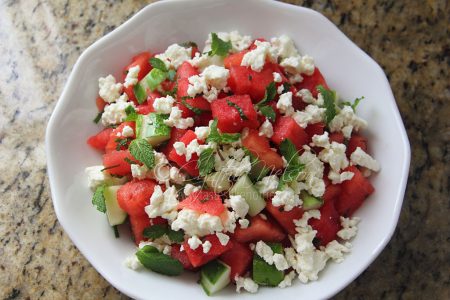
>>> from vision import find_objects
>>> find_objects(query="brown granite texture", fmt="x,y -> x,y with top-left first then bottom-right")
0,0 -> 448,299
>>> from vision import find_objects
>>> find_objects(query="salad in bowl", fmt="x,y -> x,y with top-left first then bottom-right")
85,31 -> 380,296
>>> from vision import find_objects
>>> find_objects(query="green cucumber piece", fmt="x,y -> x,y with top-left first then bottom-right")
103,185 -> 127,226
136,113 -> 171,146
200,260 -> 231,296
133,68 -> 168,104
204,171 -> 231,193
252,243 -> 284,286
301,191 -> 323,210
229,175 -> 265,216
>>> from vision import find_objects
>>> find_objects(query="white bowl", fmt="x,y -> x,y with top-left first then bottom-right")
46,0 -> 410,299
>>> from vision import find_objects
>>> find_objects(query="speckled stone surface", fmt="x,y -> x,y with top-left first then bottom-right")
0,0 -> 448,299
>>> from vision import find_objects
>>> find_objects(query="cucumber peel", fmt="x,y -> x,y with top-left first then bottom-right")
103,185 -> 127,226
200,260 -> 231,296
301,191 -> 323,210
230,175 -> 266,216
136,113 -> 171,147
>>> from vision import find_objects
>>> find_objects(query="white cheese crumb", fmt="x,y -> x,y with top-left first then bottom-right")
216,232 -> 230,246
270,35 -> 299,59
276,92 -> 294,116
145,185 -> 179,221
153,95 -> 175,114
337,216 -> 360,240
255,241 -> 274,265
235,276 -> 259,293
258,119 -> 274,138
169,167 -> 185,184
318,142 -> 349,172
121,125 -> 134,137
255,175 -> 279,196
324,240 -> 351,263
123,254 -> 143,270
155,44 -> 191,69
241,40 -> 276,72
164,106 -> 194,129
273,72 -> 282,82
350,147 -> 380,172
273,253 -> 289,271
292,104 -> 325,128
278,270 -> 296,288
187,235 -> 202,250
272,187 -> 302,211
227,195 -> 249,219
294,209 -> 321,229
238,218 -> 250,229
124,65 -> 140,88
202,240 -> 212,254
98,74 -> 122,103
328,170 -> 354,184
194,126 -> 210,141
171,209 -> 224,237
329,105 -> 368,134
183,183 -> 201,196
101,94 -> 134,126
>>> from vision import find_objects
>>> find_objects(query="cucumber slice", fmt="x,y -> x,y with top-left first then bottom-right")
200,260 -> 231,296
301,191 -> 323,210
136,113 -> 171,146
252,243 -> 284,286
204,172 -> 231,193
103,185 -> 127,226
133,68 -> 167,104
230,175 -> 265,216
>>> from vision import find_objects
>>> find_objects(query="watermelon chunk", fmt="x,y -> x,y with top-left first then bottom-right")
87,128 -> 113,151
265,201 -> 304,235
129,214 -> 151,245
178,190 -> 225,216
346,134 -> 368,157
271,116 -> 309,151
242,129 -> 284,171
184,234 -> 233,268
168,130 -> 200,177
171,244 -> 195,270
309,195 -> 340,247
117,179 -> 157,217
102,150 -> 136,176
233,215 -> 286,243
295,67 -> 329,98
219,241 -> 253,281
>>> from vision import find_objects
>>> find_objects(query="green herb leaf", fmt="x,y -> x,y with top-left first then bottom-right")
100,164 -> 120,172
124,157 -> 138,165
125,105 -> 138,121
167,69 -> 177,82
129,139 -> 155,169
92,185 -> 106,213
282,82 -> 291,94
256,82 -> 276,107
278,139 -> 304,189
208,33 -> 232,57
114,138 -> 129,151
181,99 -> 205,115
317,85 -> 337,125
113,225 -> 120,238
143,224 -> 167,239
342,96 -> 364,112
198,148 -> 215,176
226,99 -> 248,120
166,229 -> 184,243
206,119 -> 240,144
259,105 -> 276,122
136,246 -> 183,276
93,112 -> 102,124
279,139 -> 298,164
150,57 -> 168,72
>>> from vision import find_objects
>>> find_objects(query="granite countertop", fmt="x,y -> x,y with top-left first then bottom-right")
0,0 -> 448,299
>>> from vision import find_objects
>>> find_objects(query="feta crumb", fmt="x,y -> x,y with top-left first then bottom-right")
238,218 -> 250,229
272,187 -> 302,211
270,35 -> 299,59
153,95 -> 175,114
171,209 -> 224,237
294,209 -> 321,228
325,240 -> 351,263
155,44 -> 191,69
292,104 -> 325,128
183,183 -> 200,196
277,84 -> 285,94
235,276 -> 259,293
227,195 -> 249,219
273,253 -> 289,271
311,132 -> 330,148
195,126 -> 210,141
145,185 -> 179,221
188,52 -> 224,72
258,119 -> 274,138
329,105 -> 368,134
202,240 -> 212,254
98,74 -> 122,103
328,170 -> 354,184
216,232 -> 230,246
296,249 -> 329,283
276,92 -> 294,116
255,241 -> 274,265
124,65 -> 140,88
338,216 -> 360,240
350,147 -> 380,172
318,142 -> 349,172
278,271 -> 296,288
220,155 -> 252,177
255,175 -> 279,196
131,164 -> 149,180
123,254 -> 143,270
241,40 -> 276,72
296,88 -> 314,103
187,235 -> 202,250
273,72 -> 282,82
101,94 -> 134,126
187,65 -> 229,102
164,106 -> 194,129
121,125 -> 134,137
169,167 -> 185,184
280,55 -> 315,76
204,31 -> 252,54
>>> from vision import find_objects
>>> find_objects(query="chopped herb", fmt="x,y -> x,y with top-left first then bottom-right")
256,82 -> 276,108
128,139 -> 155,169
259,105 -> 276,122
124,157 -> 138,165
113,225 -> 120,238
136,246 -> 183,276
143,225 -> 185,243
248,75 -> 253,81
150,57 -> 168,72
341,96 -> 365,112
208,33 -> 232,57
317,85 -> 337,125
125,105 -> 138,121
100,164 -> 120,172
114,138 -> 129,151
92,185 -> 106,213
180,41 -> 198,49
182,99 -> 205,115
206,118 -> 240,144
198,148 -> 215,177
278,139 -> 304,189
93,112 -> 102,124
226,99 -> 248,120
282,82 -> 291,93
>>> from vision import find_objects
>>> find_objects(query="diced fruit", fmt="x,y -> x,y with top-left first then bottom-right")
346,134 -> 368,157
200,260 -> 231,296
96,96 -> 107,112
252,243 -> 284,286
135,113 -> 171,146
309,194 -> 340,247
87,128 -> 113,151
219,242 -> 253,281
211,95 -> 259,133
305,122 -> 325,141
329,132 -> 345,144
123,52 -> 152,81
204,172 -> 231,193
176,61 -> 199,80
271,116 -> 309,151
295,67 -> 328,98
103,185 -> 127,226
117,179 -> 157,216
105,122 -> 136,153
229,175 -> 266,216
161,128 -> 187,156
171,244 -> 194,270
227,66 -> 252,97
248,63 -> 280,102
302,192 -> 324,210
129,214 -> 151,245
102,150 -> 135,176
168,130 -> 200,177
265,201 -> 304,236
224,51 -> 248,68
178,190 -> 225,216
242,129 -> 284,170
233,215 -> 285,243
335,166 -> 374,217
184,235 -> 233,268
194,111 -> 213,127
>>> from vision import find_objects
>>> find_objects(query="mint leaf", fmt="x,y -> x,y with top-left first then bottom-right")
279,139 -> 298,164
150,57 -> 168,72
342,96 -> 364,112
115,137 -> 130,151
208,33 -> 232,57
143,224 -> 167,239
92,185 -> 106,213
93,112 -> 102,124
125,105 -> 138,121
198,148 -> 215,176
282,82 -> 291,94
129,139 -> 155,169
317,85 -> 337,125
136,246 -> 183,276
259,105 -> 276,122
219,133 -> 241,144
181,99 -> 205,115
166,229 -> 184,243
206,119 -> 240,144
256,82 -> 276,107
226,99 -> 248,120
278,139 -> 304,189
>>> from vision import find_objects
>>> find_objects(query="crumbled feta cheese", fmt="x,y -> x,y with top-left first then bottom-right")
273,253 -> 289,271
299,149 -> 324,179
255,175 -> 279,196
350,147 -> 380,172
222,210 -> 237,233
169,167 -> 185,184
280,55 -> 315,76
183,183 -> 201,196
194,126 -> 210,141
296,89 -> 314,104
189,52 -> 224,72
235,276 -> 259,293
101,94 -> 134,126
273,72 -> 282,82
289,73 -> 303,84
258,119 -> 273,138
124,254 -> 143,270
85,165 -> 125,190
145,185 -> 179,221
255,241 -> 274,264
270,35 -> 299,59
187,65 -> 229,102
216,232 -> 230,246
202,240 -> 212,254
138,240 -> 171,256
173,141 -> 186,156
328,170 -> 354,184
277,84 -> 285,94
171,209 -> 224,236
121,125 -> 134,137
296,249 -> 329,283
124,65 -> 140,88
155,44 -> 191,69
220,155 -> 252,177
187,235 -> 202,250
238,218 -> 249,229
292,104 -> 325,128
276,92 -> 294,116
341,125 -> 353,139
325,240 -> 351,263
338,216 -> 360,240
164,106 -> 194,129
98,74 -> 122,103
131,164 -> 149,180
318,142 -> 349,172
226,195 -> 249,219
294,209 -> 321,229
153,95 -> 175,114
278,270 -> 296,288
241,40 -> 276,72
272,187 -> 302,211
204,31 -> 252,54
329,106 -> 368,134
